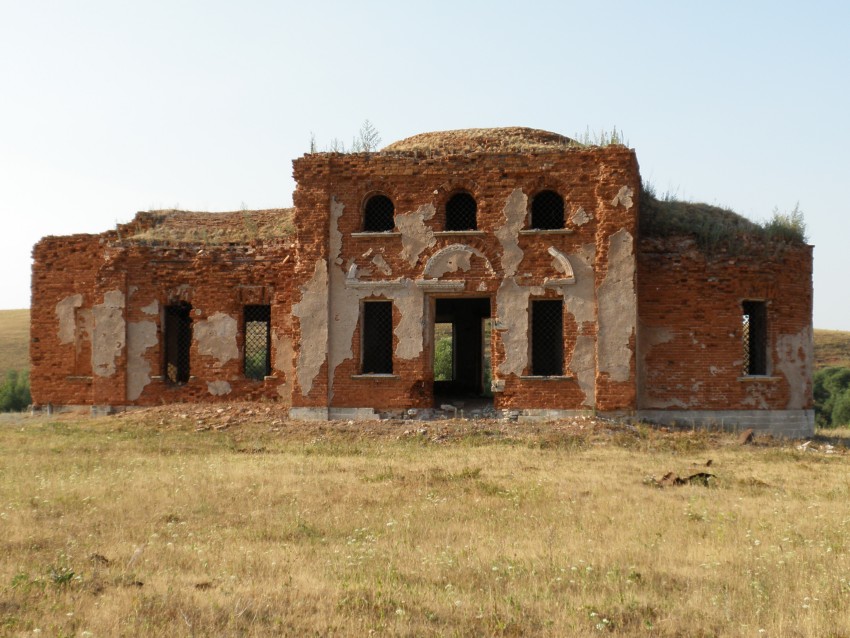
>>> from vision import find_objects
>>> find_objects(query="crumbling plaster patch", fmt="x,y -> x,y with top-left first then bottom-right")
636,325 -> 674,409
141,300 -> 159,316
570,335 -> 596,406
495,188 -> 527,277
92,291 -> 126,378
292,259 -> 329,397
56,294 -> 83,344
547,247 -> 575,281
371,253 -> 392,276
126,321 -> 157,401
597,229 -> 635,382
611,186 -> 634,209
775,326 -> 813,410
194,312 -> 238,366
423,244 -> 494,278
563,245 -> 596,324
396,203 -> 436,266
495,277 -> 531,378
570,207 -> 591,226
207,380 -> 232,396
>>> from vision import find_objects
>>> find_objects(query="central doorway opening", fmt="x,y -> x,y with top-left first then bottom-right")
433,297 -> 492,408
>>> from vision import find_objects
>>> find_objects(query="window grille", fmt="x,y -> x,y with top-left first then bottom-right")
244,305 -> 271,380
530,190 -> 565,229
531,299 -> 563,376
742,300 -> 767,375
362,301 -> 393,374
363,194 -> 395,232
164,303 -> 192,384
445,192 -> 477,231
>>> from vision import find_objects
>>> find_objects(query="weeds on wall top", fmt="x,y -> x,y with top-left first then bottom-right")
640,181 -> 807,254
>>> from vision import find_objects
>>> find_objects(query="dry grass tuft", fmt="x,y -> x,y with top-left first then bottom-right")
1,411 -> 848,635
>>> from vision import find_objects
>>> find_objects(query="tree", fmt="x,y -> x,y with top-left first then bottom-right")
0,370 -> 31,412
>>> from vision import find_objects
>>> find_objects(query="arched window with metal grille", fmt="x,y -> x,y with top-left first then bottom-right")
363,194 -> 395,232
530,190 -> 565,230
445,192 -> 477,231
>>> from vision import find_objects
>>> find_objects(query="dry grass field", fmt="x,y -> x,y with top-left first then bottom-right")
0,309 -> 29,374
813,329 -> 850,369
1,409 -> 849,637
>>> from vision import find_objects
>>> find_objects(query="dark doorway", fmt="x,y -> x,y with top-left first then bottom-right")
433,297 -> 491,406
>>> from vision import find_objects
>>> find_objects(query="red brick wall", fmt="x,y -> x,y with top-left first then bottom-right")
292,146 -> 641,412
637,237 -> 813,411
31,221 -> 295,407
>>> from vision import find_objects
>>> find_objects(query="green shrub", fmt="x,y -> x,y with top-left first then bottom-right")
831,390 -> 850,427
0,369 -> 31,412
434,335 -> 453,381
813,366 -> 850,428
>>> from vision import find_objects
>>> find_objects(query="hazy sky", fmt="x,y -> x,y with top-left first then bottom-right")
1,1 -> 848,328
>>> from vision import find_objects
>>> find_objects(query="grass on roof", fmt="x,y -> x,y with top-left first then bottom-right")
640,186 -> 807,252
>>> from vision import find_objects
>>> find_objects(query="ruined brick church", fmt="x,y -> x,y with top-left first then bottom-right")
30,128 -> 814,435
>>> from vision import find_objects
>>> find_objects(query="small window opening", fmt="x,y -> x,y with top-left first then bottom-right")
530,190 -> 565,229
164,302 -> 192,384
363,194 -> 395,232
433,322 -> 454,381
362,301 -> 393,374
742,300 -> 767,375
244,305 -> 271,380
531,299 -> 563,376
445,192 -> 477,231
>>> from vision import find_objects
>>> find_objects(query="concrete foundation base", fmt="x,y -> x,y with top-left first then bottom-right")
636,409 -> 814,438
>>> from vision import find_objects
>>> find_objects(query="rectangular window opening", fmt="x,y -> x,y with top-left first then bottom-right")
244,305 -> 271,380
531,299 -> 564,376
362,301 -> 393,374
164,303 -> 192,384
434,322 -> 454,381
742,300 -> 767,376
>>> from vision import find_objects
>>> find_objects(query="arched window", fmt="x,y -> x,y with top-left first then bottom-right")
530,190 -> 565,230
445,192 -> 477,231
363,194 -> 395,232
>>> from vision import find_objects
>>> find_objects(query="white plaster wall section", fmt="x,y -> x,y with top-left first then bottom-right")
292,259 -> 329,397
570,207 -> 591,227
597,229 -> 636,382
207,380 -> 232,396
327,255 -> 363,400
775,326 -> 813,410
570,335 -> 596,407
383,280 -> 424,360
371,253 -> 392,276
562,244 -> 596,325
547,247 -> 576,282
141,300 -> 159,316
495,277 -> 531,378
495,189 -> 527,277
396,203 -> 436,266
126,321 -> 158,401
194,312 -> 238,366
611,186 -> 634,209
423,244 -> 495,279
56,293 -> 83,344
92,290 -> 126,378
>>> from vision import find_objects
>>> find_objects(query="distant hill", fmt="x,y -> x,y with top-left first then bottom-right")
813,329 -> 850,370
0,308 -> 848,377
0,309 -> 29,374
